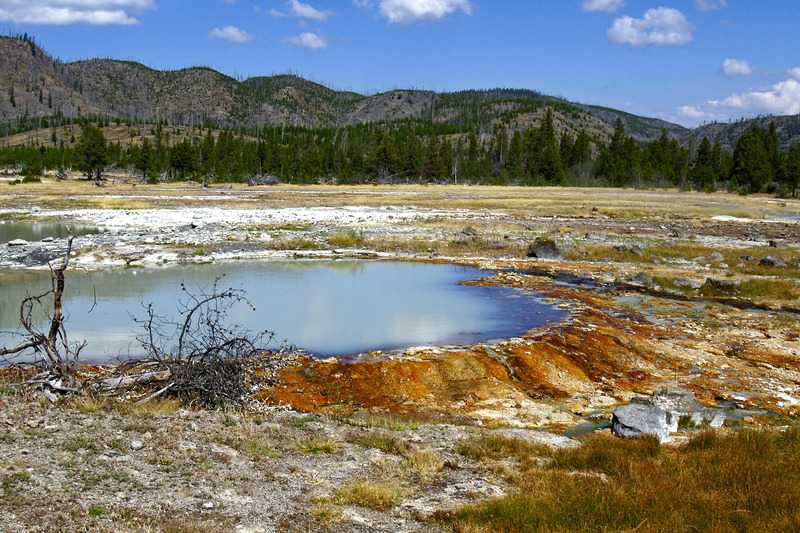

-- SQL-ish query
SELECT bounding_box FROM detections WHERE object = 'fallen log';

[92,370,172,390]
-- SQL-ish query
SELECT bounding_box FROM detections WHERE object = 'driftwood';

[92,370,172,390]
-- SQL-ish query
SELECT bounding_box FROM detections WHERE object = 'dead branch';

[131,276,280,408]
[0,235,84,389]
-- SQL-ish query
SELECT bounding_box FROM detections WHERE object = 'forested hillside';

[1,33,799,196]
[0,34,683,140]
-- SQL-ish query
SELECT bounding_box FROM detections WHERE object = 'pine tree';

[75,123,108,180]
[785,143,800,198]
[690,137,717,191]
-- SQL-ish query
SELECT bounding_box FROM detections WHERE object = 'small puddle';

[0,222,102,244]
[0,260,566,362]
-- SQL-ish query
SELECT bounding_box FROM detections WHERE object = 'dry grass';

[356,411,458,431]
[63,394,182,417]
[3,180,796,220]
[454,428,800,533]
[350,432,411,455]
[333,479,405,511]
[402,449,444,484]
[456,434,553,463]
[311,497,342,524]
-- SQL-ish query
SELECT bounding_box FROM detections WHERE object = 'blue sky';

[1,0,798,127]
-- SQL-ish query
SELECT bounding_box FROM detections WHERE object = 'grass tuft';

[327,231,363,248]
[333,479,403,511]
[299,435,341,455]
[350,432,411,455]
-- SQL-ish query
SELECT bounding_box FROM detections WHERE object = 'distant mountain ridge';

[689,115,800,152]
[1,34,799,150]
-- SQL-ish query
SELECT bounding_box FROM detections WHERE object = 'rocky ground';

[0,388,576,533]
[1,179,800,531]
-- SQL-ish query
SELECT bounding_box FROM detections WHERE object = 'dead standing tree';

[0,235,85,391]
[1,239,282,403]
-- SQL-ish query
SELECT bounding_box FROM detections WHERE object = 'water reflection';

[0,260,564,361]
[0,222,102,244]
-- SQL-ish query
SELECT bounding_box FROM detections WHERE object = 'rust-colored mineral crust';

[264,262,800,429]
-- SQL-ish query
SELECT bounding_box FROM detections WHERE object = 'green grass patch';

[87,505,107,517]
[63,437,97,452]
[299,435,341,455]
[327,231,364,248]
[240,440,282,461]
[698,277,800,302]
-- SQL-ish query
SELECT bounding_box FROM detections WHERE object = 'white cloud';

[356,0,472,25]
[0,0,155,25]
[677,105,713,121]
[723,58,753,77]
[581,0,626,14]
[282,31,329,50]
[679,68,800,125]
[270,0,335,22]
[709,77,800,117]
[208,25,253,43]
[608,7,695,47]
[694,0,727,11]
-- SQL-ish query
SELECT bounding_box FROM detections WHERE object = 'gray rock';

[648,389,725,429]
[527,237,565,260]
[7,239,28,246]
[611,399,674,443]
[630,245,645,256]
[630,272,653,286]
[760,255,787,268]
[612,389,725,443]
[674,278,702,290]
[703,278,741,291]
[709,251,724,262]
[769,240,789,250]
